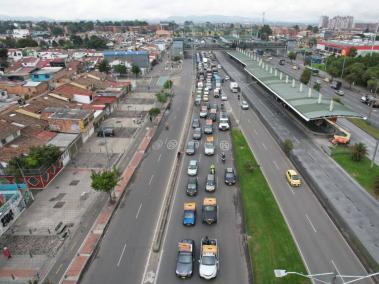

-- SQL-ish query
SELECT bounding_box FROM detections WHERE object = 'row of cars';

[175,52,233,280]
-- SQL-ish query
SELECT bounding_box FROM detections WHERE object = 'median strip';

[231,129,309,284]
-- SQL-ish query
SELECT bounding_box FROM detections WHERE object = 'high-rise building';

[319,16,329,28]
[328,16,354,30]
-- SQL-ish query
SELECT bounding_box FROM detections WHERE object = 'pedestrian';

[149,116,152,122]
[3,247,11,259]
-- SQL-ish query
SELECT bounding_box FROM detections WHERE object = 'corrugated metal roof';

[228,50,361,121]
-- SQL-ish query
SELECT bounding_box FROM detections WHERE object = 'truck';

[230,82,239,93]
[361,95,379,107]
[199,237,219,280]
[330,80,342,90]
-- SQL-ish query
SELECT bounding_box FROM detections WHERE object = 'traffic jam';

[175,51,236,280]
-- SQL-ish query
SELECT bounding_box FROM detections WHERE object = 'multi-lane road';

[216,51,373,283]
[155,76,249,283]
[80,57,194,284]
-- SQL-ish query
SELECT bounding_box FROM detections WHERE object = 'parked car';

[335,90,344,96]
[97,127,115,137]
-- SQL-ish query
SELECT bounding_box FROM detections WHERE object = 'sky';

[0,0,378,23]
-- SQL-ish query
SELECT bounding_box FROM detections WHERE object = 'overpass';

[227,48,362,122]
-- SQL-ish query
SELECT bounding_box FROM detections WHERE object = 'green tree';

[348,47,357,57]
[300,68,312,85]
[16,38,38,48]
[51,26,64,36]
[351,142,367,161]
[70,35,83,47]
[131,64,141,77]
[258,25,272,41]
[312,26,319,33]
[148,107,160,118]
[306,25,313,31]
[374,175,379,196]
[0,37,16,48]
[308,37,317,47]
[113,64,127,75]
[328,65,340,80]
[287,51,297,62]
[98,59,110,73]
[86,35,107,49]
[163,80,173,89]
[344,73,357,89]
[283,139,293,156]
[90,167,121,199]
[313,82,321,92]
[0,48,8,68]
[367,79,379,93]
[155,92,168,104]
[293,25,300,32]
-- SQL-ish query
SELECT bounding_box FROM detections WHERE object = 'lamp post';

[274,269,379,284]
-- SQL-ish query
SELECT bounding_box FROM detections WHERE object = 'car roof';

[189,160,197,165]
[287,169,298,175]
[226,167,234,172]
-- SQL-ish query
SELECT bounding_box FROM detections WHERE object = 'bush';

[374,175,379,196]
[283,139,294,156]
[244,161,257,172]
[155,92,168,104]
[351,142,367,161]
[163,80,173,89]
[149,107,160,118]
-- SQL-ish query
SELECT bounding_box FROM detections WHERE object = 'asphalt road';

[267,55,379,128]
[154,70,249,282]
[216,51,373,284]
[80,58,194,284]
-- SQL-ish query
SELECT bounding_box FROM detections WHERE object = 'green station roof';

[227,50,362,121]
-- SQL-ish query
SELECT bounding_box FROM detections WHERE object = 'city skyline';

[0,0,378,23]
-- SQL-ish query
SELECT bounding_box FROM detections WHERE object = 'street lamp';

[274,269,379,284]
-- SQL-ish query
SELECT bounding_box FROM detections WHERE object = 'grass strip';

[347,118,379,140]
[332,145,379,198]
[232,129,309,284]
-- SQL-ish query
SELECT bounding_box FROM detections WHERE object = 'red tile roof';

[53,83,94,98]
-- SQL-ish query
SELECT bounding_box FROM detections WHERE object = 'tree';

[328,65,340,80]
[367,79,379,94]
[113,64,127,75]
[258,25,272,41]
[313,82,321,92]
[351,142,367,161]
[0,48,8,68]
[163,80,173,89]
[51,26,64,36]
[306,25,313,31]
[148,107,160,118]
[70,35,83,47]
[131,64,141,77]
[155,92,168,104]
[308,37,317,47]
[345,73,357,89]
[293,25,300,32]
[16,38,38,48]
[283,139,294,156]
[374,175,379,196]
[86,35,107,49]
[312,26,319,33]
[348,47,357,57]
[300,68,312,85]
[288,51,297,62]
[91,167,121,199]
[98,59,110,73]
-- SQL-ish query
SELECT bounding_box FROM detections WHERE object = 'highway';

[216,51,373,283]
[80,57,194,284]
[154,61,249,283]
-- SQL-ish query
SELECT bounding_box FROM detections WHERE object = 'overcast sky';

[0,0,378,23]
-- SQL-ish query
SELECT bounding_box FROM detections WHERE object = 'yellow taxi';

[286,169,301,187]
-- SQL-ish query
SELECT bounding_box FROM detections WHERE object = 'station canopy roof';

[227,50,362,121]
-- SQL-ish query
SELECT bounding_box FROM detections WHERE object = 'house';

[50,83,94,104]
[42,107,94,142]
[0,79,48,99]
[0,120,22,147]
[155,29,171,38]
[13,29,30,39]
[30,67,63,82]
[103,50,150,73]
[47,133,82,166]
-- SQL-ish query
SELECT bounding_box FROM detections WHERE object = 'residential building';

[103,50,150,72]
[171,40,184,59]
[50,83,94,104]
[354,22,379,33]
[12,29,30,39]
[0,120,21,147]
[0,79,48,99]
[319,16,329,29]
[328,16,354,31]
[30,67,63,82]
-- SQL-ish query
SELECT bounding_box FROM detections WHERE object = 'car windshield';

[202,255,216,265]
[188,143,194,149]
[184,211,194,218]
[226,172,234,178]
[204,206,215,212]
[292,175,300,180]
[189,163,197,169]
[188,183,196,189]
[178,254,192,264]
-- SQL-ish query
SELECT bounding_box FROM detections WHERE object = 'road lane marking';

[273,161,280,170]
[55,264,63,274]
[117,243,127,267]
[331,259,342,279]
[164,137,168,144]
[262,143,267,150]
[148,174,154,185]
[157,153,162,162]
[136,203,142,219]
[305,214,317,233]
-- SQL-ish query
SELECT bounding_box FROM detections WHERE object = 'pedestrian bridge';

[227,49,361,121]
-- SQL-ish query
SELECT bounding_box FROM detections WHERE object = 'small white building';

[12,29,30,39]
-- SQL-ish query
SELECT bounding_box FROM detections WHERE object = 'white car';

[217,64,222,69]
[204,142,215,155]
[241,100,249,110]
[218,121,230,131]
[335,90,344,96]
[221,94,227,101]
[224,76,230,81]
[187,160,199,176]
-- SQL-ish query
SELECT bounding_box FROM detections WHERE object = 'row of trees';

[98,59,141,77]
[0,34,108,50]
[325,53,379,92]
